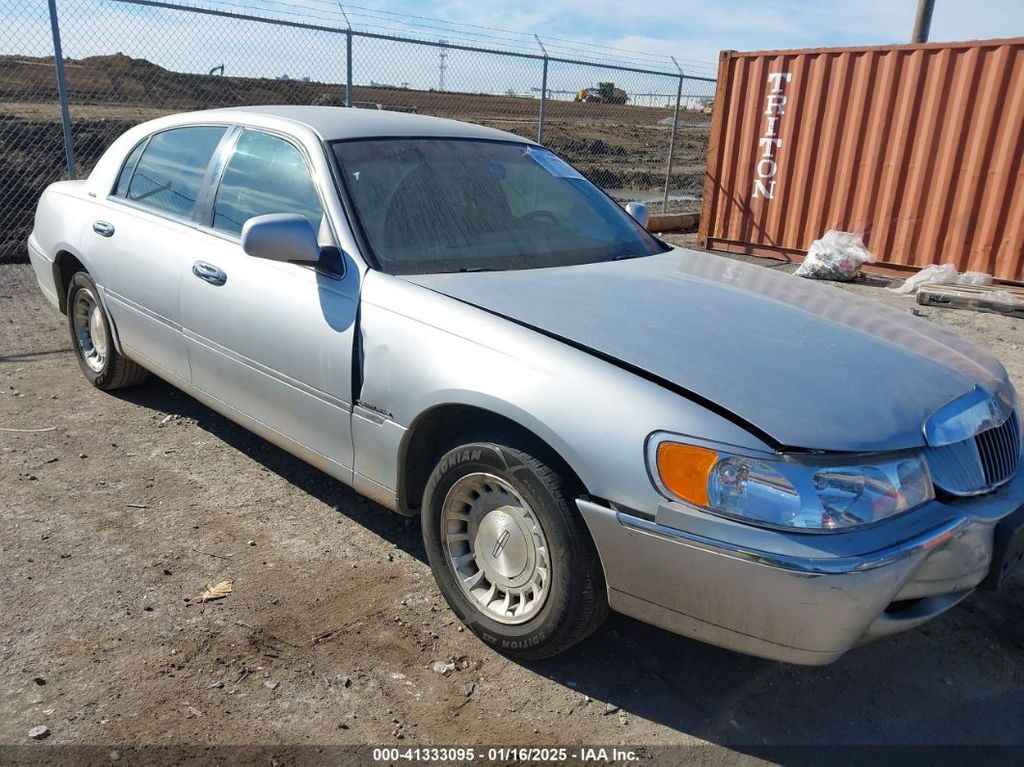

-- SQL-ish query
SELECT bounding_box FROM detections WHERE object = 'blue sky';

[341,0,1024,69]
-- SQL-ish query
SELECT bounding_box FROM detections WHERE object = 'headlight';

[651,436,934,531]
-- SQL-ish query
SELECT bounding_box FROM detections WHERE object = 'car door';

[179,128,358,473]
[90,125,230,384]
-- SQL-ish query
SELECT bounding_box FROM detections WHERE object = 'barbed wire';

[129,0,718,75]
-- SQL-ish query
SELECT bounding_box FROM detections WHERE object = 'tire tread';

[507,446,609,659]
[103,351,149,390]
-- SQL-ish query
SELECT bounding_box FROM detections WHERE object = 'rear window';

[331,138,666,274]
[123,126,226,218]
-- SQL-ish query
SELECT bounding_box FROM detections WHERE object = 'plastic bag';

[989,291,1024,308]
[887,264,995,294]
[888,263,959,295]
[794,230,875,281]
[958,271,994,287]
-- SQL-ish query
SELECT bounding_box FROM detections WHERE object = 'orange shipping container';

[699,37,1024,283]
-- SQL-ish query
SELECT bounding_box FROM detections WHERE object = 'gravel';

[1,260,1022,749]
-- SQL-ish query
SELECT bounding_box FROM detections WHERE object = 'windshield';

[331,138,667,274]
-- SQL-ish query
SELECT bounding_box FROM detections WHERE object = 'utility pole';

[438,39,447,91]
[912,0,935,43]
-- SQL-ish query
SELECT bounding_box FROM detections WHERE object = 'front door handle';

[92,220,115,237]
[192,261,227,286]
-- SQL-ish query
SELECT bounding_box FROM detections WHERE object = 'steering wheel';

[521,210,559,226]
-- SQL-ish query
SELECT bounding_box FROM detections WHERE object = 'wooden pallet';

[917,283,1024,319]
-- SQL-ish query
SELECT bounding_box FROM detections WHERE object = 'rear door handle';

[92,220,115,237]
[192,261,227,286]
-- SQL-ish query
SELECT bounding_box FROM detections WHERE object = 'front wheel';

[67,272,149,390]
[421,440,609,659]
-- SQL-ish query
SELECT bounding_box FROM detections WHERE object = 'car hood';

[404,248,1010,452]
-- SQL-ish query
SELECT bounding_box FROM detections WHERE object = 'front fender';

[356,271,770,514]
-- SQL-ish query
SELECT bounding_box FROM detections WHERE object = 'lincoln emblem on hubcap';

[492,528,511,558]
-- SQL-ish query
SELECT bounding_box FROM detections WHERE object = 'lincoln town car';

[28,107,1024,663]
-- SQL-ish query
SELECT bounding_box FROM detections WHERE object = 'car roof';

[85,105,537,204]
[195,105,535,144]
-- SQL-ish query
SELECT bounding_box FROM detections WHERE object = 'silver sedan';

[28,106,1024,664]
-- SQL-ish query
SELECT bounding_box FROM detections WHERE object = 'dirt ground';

[1,247,1023,756]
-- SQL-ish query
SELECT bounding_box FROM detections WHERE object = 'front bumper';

[579,454,1024,665]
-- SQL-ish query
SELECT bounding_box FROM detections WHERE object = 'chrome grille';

[926,410,1020,496]
[978,410,1021,485]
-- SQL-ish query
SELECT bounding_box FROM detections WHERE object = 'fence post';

[48,0,76,180]
[662,57,683,213]
[346,30,353,107]
[534,34,548,144]
[338,4,353,107]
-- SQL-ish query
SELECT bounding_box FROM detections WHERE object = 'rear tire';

[422,439,609,660]
[67,272,149,390]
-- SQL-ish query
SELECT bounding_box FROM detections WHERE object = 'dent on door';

[351,285,530,510]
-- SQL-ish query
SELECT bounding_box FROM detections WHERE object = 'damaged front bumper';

[578,455,1024,665]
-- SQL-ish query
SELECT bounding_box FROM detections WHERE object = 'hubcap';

[441,472,550,625]
[72,288,108,373]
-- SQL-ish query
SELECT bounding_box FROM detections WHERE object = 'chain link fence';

[0,0,716,263]
[1,0,65,263]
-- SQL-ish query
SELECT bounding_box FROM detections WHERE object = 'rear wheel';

[67,272,149,390]
[422,439,608,659]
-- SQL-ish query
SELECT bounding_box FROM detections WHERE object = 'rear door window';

[124,126,227,218]
[212,130,324,237]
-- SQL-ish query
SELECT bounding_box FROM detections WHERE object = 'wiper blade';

[457,266,495,272]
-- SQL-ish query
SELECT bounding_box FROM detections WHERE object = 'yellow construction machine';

[574,82,628,104]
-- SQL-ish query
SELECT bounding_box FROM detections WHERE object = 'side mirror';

[241,213,320,264]
[625,202,650,229]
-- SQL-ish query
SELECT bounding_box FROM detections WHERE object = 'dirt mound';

[0,53,700,124]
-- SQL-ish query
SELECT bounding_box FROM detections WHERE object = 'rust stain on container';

[699,38,1024,283]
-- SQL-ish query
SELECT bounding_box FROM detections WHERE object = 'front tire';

[422,440,609,659]
[67,272,149,390]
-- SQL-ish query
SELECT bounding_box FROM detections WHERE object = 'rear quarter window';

[112,139,146,198]
[123,126,227,218]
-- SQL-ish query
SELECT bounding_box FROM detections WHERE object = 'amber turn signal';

[656,442,718,506]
